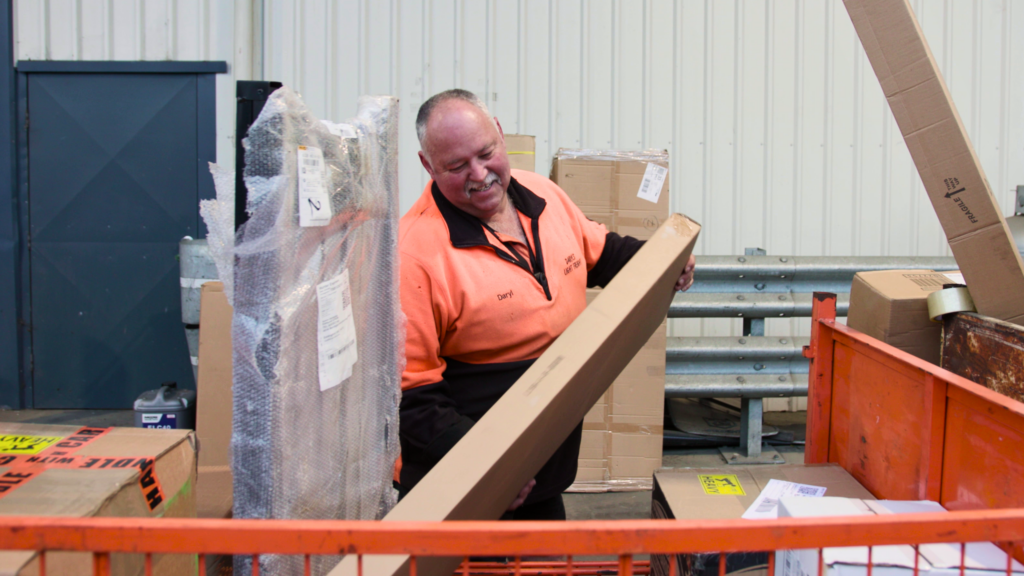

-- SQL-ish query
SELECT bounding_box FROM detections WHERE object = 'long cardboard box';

[651,464,875,576]
[195,281,233,519]
[0,423,196,575]
[843,0,1024,325]
[329,214,700,576]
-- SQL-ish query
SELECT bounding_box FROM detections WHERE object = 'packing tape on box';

[582,422,664,434]
[927,286,976,321]
[0,427,166,511]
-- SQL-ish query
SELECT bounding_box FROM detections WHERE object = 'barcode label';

[741,479,827,520]
[316,269,358,391]
[636,163,668,204]
[297,146,332,227]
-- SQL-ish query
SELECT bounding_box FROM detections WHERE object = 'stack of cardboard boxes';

[551,149,671,491]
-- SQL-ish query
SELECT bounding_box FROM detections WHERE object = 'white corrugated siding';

[17,0,1024,342]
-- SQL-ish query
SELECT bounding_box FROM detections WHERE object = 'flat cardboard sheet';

[329,213,700,576]
[195,281,234,519]
[843,0,1024,325]
[846,270,960,365]
[0,423,196,575]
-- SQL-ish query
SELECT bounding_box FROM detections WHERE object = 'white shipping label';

[298,146,332,227]
[741,479,827,520]
[944,272,966,285]
[636,163,668,204]
[316,269,358,392]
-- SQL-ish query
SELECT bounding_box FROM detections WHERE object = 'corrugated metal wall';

[16,0,1024,341]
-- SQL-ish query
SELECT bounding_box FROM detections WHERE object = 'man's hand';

[674,254,696,291]
[507,478,536,512]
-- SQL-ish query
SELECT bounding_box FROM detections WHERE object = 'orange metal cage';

[5,292,1024,575]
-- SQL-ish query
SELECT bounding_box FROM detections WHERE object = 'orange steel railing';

[3,510,1024,576]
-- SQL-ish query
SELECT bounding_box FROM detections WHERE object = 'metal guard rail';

[4,512,1024,574]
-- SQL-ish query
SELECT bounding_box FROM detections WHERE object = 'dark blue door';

[27,73,201,408]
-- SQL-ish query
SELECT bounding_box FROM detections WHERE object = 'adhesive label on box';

[699,474,745,495]
[944,272,965,285]
[742,479,826,519]
[297,145,332,227]
[0,435,63,454]
[320,120,358,139]
[316,269,358,392]
[636,163,668,204]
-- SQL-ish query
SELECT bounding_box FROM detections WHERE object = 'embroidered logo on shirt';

[563,253,582,276]
[497,289,514,301]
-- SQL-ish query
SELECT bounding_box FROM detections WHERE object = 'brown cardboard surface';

[195,281,233,518]
[614,210,666,241]
[0,424,196,575]
[551,154,670,226]
[843,0,1024,326]
[504,134,536,173]
[551,158,615,212]
[329,214,700,576]
[567,288,666,492]
[612,160,670,213]
[652,464,874,521]
[846,270,958,365]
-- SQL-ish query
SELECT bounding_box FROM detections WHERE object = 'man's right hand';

[507,478,536,512]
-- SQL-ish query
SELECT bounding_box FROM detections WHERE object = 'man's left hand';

[674,254,696,292]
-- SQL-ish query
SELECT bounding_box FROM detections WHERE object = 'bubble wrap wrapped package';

[231,87,402,576]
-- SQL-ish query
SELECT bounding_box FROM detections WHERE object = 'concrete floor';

[0,407,807,520]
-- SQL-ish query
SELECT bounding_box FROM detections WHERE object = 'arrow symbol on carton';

[945,187,965,199]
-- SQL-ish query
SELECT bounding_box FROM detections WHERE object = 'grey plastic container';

[133,382,197,430]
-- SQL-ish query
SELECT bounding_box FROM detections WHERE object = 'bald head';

[416,89,492,148]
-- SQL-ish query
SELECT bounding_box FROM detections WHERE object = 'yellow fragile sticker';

[699,474,745,495]
[0,435,63,455]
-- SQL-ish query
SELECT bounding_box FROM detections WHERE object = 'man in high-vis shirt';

[397,89,696,520]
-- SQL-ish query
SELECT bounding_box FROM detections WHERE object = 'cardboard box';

[846,270,960,365]
[551,149,670,241]
[777,498,1024,576]
[651,464,875,576]
[195,281,234,519]
[0,423,196,575]
[844,0,1024,325]
[328,214,700,576]
[569,289,666,492]
[504,134,536,173]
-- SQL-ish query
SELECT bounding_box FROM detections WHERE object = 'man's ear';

[494,117,505,141]
[418,150,435,179]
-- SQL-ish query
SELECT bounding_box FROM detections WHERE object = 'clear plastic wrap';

[199,163,236,303]
[552,147,669,162]
[230,87,403,576]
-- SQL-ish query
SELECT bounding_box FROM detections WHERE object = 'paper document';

[298,145,332,227]
[741,479,827,519]
[943,272,966,285]
[316,269,358,391]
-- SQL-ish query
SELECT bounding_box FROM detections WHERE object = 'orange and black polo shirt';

[398,169,643,503]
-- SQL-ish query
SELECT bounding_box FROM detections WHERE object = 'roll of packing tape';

[927,286,976,322]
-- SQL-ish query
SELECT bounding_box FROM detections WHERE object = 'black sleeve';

[586,231,645,288]
[399,380,475,470]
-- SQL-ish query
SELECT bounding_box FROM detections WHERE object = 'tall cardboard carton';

[0,424,196,575]
[846,270,961,365]
[553,150,671,490]
[195,281,233,519]
[570,289,665,492]
[843,0,1024,325]
[329,214,700,576]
